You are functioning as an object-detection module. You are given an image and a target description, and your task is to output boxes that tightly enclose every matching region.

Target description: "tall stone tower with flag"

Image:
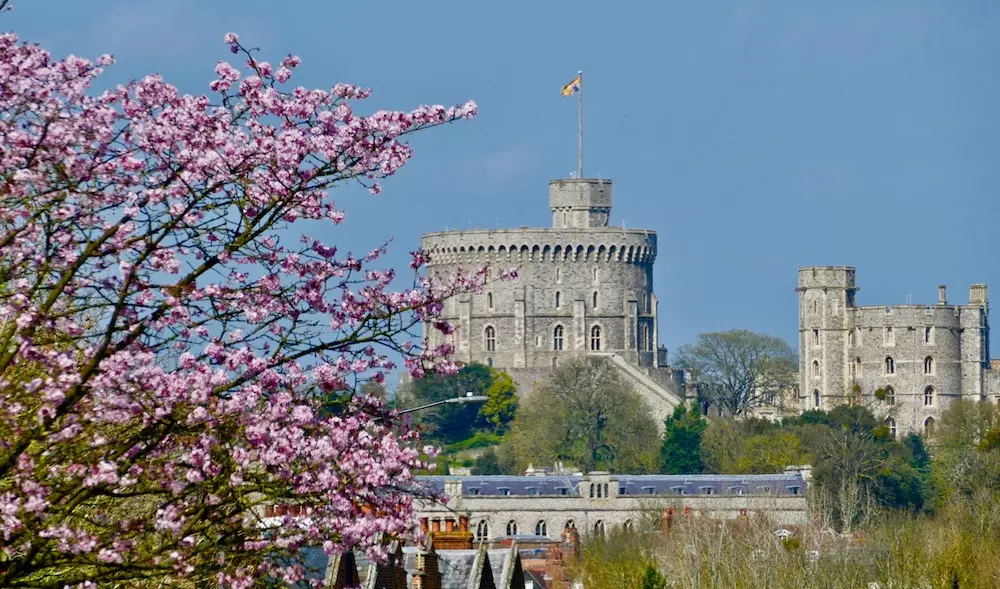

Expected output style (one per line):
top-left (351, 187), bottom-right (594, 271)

top-left (418, 74), bottom-right (689, 426)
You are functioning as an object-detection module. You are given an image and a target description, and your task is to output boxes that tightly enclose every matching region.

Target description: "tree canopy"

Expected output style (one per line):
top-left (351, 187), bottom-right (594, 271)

top-left (0, 28), bottom-right (503, 587)
top-left (658, 402), bottom-right (708, 474)
top-left (676, 329), bottom-right (797, 416)
top-left (503, 358), bottom-right (659, 474)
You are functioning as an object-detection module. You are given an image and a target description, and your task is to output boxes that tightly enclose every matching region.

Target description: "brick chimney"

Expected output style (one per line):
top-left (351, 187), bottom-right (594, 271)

top-left (661, 507), bottom-right (675, 535)
top-left (430, 515), bottom-right (474, 550)
top-left (411, 547), bottom-right (442, 589)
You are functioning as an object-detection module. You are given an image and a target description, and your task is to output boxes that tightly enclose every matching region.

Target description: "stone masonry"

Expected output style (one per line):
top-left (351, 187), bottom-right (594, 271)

top-left (797, 266), bottom-right (996, 436)
top-left (420, 178), bottom-right (687, 424)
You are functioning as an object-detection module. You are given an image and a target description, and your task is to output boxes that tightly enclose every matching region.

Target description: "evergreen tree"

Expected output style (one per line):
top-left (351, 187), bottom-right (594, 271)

top-left (659, 402), bottom-right (708, 474)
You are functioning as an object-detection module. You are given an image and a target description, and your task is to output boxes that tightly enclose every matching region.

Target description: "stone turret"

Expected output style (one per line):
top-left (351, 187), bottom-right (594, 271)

top-left (549, 178), bottom-right (612, 229)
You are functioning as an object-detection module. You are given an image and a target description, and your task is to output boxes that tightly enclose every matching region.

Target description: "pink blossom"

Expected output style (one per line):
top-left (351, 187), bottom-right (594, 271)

top-left (0, 28), bottom-right (510, 588)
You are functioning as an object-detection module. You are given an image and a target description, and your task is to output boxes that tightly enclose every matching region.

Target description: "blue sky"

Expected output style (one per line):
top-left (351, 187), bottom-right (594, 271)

top-left (8, 1), bottom-right (1000, 362)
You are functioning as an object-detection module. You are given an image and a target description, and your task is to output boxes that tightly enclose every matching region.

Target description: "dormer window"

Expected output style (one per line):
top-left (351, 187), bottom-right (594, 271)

top-left (670, 486), bottom-right (685, 495)
top-left (498, 487), bottom-right (510, 496)
top-left (643, 486), bottom-right (655, 495)
top-left (789, 486), bottom-right (801, 496)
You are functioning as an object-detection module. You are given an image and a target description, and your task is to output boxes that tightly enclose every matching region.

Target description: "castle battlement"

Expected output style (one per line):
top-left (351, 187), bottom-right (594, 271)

top-left (422, 228), bottom-right (656, 266)
top-left (419, 177), bottom-right (684, 427)
top-left (797, 266), bottom-right (992, 436)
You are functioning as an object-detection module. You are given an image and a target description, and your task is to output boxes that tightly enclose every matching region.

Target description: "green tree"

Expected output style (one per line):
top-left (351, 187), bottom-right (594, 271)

top-left (659, 402), bottom-right (708, 474)
top-left (640, 565), bottom-right (668, 589)
top-left (472, 447), bottom-right (504, 475)
top-left (403, 362), bottom-right (493, 444)
top-left (504, 358), bottom-right (659, 473)
top-left (481, 370), bottom-right (518, 433)
top-left (676, 329), bottom-right (797, 416)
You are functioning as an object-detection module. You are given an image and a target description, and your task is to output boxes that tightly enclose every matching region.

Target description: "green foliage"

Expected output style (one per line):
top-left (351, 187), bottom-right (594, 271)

top-left (444, 431), bottom-right (503, 453)
top-left (472, 447), bottom-right (503, 475)
top-left (481, 370), bottom-right (518, 433)
top-left (659, 402), bottom-right (708, 474)
top-left (503, 358), bottom-right (660, 474)
top-left (639, 564), bottom-right (668, 589)
top-left (404, 363), bottom-right (494, 444)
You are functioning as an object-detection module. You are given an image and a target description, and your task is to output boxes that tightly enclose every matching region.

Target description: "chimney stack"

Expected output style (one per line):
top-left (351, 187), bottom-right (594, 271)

top-left (970, 284), bottom-right (988, 305)
top-left (938, 285), bottom-right (947, 305)
top-left (661, 507), bottom-right (675, 535)
top-left (410, 548), bottom-right (441, 589)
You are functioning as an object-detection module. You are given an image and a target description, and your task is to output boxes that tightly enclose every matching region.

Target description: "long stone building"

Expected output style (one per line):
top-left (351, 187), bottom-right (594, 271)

top-left (798, 266), bottom-right (999, 436)
top-left (414, 470), bottom-right (811, 541)
top-left (420, 178), bottom-right (687, 423)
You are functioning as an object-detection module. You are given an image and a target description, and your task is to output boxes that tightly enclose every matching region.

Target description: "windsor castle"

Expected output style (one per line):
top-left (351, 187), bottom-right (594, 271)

top-left (420, 176), bottom-right (998, 436)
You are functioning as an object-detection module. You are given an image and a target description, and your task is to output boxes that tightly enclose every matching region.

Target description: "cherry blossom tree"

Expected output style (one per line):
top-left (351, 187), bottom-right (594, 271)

top-left (0, 26), bottom-right (509, 588)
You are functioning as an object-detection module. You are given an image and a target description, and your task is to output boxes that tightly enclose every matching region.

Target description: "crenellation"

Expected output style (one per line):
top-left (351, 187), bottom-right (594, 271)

top-left (421, 178), bottom-right (686, 426)
top-left (799, 266), bottom-right (994, 436)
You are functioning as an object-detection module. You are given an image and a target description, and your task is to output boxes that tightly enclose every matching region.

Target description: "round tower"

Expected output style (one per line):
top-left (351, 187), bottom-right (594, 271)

top-left (420, 177), bottom-right (683, 421)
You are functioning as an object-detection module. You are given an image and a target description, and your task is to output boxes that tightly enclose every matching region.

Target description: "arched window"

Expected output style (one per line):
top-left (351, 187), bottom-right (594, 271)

top-left (924, 417), bottom-right (936, 439)
top-left (487, 292), bottom-right (493, 310)
top-left (924, 386), bottom-right (934, 407)
top-left (885, 386), bottom-right (896, 406)
top-left (596, 484), bottom-right (603, 498)
top-left (487, 357), bottom-right (493, 368)
top-left (593, 520), bottom-right (606, 536)
top-left (849, 329), bottom-right (856, 346)
top-left (589, 484), bottom-right (594, 498)
top-left (813, 330), bottom-right (820, 347)
top-left (885, 357), bottom-right (895, 375)
top-left (535, 520), bottom-right (547, 537)
top-left (852, 358), bottom-right (862, 378)
top-left (812, 360), bottom-right (820, 379)
top-left (813, 389), bottom-right (820, 408)
top-left (642, 324), bottom-right (651, 351)
top-left (924, 356), bottom-right (933, 375)
top-left (886, 418), bottom-right (897, 439)
top-left (592, 291), bottom-right (598, 309)
top-left (885, 327), bottom-right (894, 345)
top-left (505, 520), bottom-right (518, 536)
top-left (565, 520), bottom-right (576, 531)
top-left (590, 325), bottom-right (601, 351)
top-left (623, 520), bottom-right (634, 533)
top-left (485, 326), bottom-right (496, 352)
top-left (476, 520), bottom-right (489, 541)
top-left (553, 325), bottom-right (564, 351)
top-left (555, 291), bottom-right (561, 308)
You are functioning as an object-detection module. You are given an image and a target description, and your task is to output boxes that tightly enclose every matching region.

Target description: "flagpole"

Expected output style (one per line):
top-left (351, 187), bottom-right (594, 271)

top-left (578, 70), bottom-right (584, 179)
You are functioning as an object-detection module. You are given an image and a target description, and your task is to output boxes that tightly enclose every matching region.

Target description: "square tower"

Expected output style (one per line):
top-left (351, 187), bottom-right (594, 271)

top-left (549, 179), bottom-right (612, 229)
top-left (797, 266), bottom-right (857, 410)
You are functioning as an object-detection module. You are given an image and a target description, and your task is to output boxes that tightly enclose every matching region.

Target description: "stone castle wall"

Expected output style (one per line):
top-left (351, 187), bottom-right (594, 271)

top-left (798, 266), bottom-right (993, 436)
top-left (422, 227), bottom-right (658, 370)
top-left (419, 179), bottom-right (685, 417)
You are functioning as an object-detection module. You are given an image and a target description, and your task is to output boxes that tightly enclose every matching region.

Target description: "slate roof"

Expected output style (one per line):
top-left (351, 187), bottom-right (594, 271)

top-left (415, 473), bottom-right (806, 497)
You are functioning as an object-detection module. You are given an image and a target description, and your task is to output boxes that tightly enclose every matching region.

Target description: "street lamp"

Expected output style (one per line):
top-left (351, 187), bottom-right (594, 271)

top-left (399, 391), bottom-right (488, 415)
